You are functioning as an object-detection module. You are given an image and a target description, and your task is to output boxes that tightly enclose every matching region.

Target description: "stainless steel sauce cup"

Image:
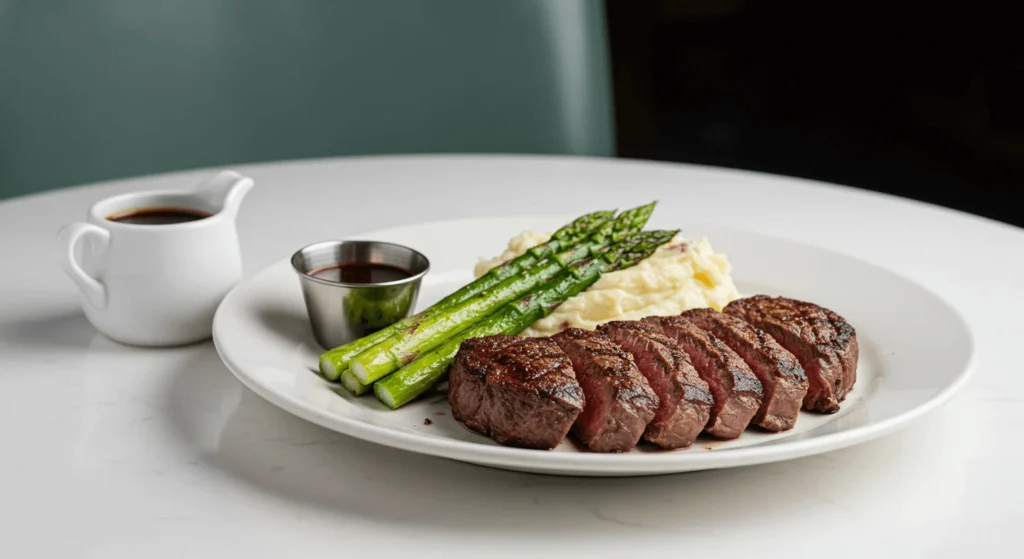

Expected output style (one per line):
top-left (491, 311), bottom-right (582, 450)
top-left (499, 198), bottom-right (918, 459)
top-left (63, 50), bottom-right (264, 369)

top-left (291, 240), bottom-right (430, 350)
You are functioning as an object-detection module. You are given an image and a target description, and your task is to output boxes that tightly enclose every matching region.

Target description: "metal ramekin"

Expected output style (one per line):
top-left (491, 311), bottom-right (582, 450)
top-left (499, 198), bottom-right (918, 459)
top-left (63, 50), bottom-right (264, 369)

top-left (291, 240), bottom-right (430, 350)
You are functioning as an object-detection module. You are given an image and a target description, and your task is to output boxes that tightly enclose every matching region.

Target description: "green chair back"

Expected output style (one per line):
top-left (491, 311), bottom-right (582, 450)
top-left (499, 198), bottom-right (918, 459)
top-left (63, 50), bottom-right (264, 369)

top-left (0, 0), bottom-right (613, 199)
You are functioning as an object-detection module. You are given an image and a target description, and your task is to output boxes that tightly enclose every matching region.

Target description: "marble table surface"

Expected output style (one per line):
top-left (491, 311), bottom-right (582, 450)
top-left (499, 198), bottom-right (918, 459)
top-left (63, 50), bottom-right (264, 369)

top-left (2, 155), bottom-right (1020, 558)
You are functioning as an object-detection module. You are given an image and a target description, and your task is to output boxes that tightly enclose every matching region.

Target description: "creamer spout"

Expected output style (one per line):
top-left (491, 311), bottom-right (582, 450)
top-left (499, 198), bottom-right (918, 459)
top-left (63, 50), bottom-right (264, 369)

top-left (195, 169), bottom-right (254, 216)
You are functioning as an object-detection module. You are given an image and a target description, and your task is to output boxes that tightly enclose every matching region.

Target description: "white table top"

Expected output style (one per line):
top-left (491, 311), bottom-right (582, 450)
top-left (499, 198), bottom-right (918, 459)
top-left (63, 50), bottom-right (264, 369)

top-left (3, 155), bottom-right (1021, 558)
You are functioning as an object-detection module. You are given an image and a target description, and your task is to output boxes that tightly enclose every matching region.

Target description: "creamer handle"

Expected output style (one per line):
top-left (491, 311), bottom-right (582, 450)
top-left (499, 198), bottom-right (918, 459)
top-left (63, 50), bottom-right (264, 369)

top-left (55, 222), bottom-right (110, 309)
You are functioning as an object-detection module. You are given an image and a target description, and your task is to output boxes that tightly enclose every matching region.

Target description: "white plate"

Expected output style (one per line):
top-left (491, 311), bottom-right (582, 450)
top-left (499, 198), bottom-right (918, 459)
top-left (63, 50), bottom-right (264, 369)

top-left (212, 216), bottom-right (975, 476)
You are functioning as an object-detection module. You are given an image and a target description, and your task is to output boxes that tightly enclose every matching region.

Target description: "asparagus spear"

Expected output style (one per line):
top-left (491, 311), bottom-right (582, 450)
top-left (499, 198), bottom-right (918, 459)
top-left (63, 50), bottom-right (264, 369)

top-left (349, 246), bottom-right (591, 383)
top-left (373, 230), bottom-right (679, 409)
top-left (335, 215), bottom-right (638, 393)
top-left (319, 203), bottom-right (657, 381)
top-left (348, 208), bottom-right (659, 385)
top-left (317, 208), bottom-right (619, 381)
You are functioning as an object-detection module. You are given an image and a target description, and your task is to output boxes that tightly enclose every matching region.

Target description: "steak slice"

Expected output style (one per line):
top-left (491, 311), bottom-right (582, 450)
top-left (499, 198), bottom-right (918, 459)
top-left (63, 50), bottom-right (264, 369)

top-left (448, 334), bottom-right (584, 450)
top-left (724, 295), bottom-right (858, 413)
top-left (681, 308), bottom-right (809, 431)
top-left (598, 320), bottom-right (713, 449)
top-left (551, 328), bottom-right (658, 453)
top-left (644, 316), bottom-right (763, 439)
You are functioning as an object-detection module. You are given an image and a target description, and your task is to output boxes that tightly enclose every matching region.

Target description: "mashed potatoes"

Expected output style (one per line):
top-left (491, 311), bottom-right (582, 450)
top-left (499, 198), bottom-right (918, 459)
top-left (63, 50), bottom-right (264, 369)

top-left (474, 231), bottom-right (742, 337)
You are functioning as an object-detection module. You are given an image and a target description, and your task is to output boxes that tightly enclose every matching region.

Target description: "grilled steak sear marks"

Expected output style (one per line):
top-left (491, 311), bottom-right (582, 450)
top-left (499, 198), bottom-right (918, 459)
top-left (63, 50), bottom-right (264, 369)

top-left (644, 315), bottom-right (763, 439)
top-left (724, 295), bottom-right (858, 413)
top-left (599, 320), bottom-right (713, 449)
top-left (681, 308), bottom-right (808, 431)
top-left (551, 328), bottom-right (658, 453)
top-left (448, 335), bottom-right (583, 449)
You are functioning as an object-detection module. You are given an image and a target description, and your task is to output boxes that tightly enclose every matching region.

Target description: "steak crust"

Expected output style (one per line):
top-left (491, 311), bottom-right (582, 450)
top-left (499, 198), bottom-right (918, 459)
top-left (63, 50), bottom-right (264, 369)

top-left (681, 308), bottom-right (808, 431)
top-left (448, 334), bottom-right (583, 449)
top-left (724, 295), bottom-right (858, 413)
top-left (644, 316), bottom-right (763, 439)
top-left (599, 320), bottom-right (713, 449)
top-left (551, 328), bottom-right (658, 453)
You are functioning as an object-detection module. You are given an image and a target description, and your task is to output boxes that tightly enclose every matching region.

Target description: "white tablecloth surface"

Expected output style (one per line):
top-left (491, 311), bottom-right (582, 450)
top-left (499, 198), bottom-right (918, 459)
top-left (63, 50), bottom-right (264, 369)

top-left (2, 156), bottom-right (1020, 558)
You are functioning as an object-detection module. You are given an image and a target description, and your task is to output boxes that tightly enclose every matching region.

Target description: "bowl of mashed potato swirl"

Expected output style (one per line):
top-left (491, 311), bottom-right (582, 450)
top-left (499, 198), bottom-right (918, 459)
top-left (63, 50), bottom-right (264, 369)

top-left (473, 231), bottom-right (742, 337)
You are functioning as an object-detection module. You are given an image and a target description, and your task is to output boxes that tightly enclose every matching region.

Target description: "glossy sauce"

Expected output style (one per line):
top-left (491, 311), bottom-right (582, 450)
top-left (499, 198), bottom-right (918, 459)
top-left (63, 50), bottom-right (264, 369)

top-left (107, 207), bottom-right (212, 225)
top-left (309, 262), bottom-right (412, 284)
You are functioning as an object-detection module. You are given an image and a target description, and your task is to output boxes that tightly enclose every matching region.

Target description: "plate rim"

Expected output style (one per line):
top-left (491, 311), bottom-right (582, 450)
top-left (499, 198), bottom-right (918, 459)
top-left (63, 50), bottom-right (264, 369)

top-left (213, 215), bottom-right (977, 474)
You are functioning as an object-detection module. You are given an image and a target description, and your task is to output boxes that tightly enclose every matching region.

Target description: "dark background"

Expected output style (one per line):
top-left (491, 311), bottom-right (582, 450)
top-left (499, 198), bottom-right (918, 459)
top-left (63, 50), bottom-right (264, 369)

top-left (605, 1), bottom-right (1024, 227)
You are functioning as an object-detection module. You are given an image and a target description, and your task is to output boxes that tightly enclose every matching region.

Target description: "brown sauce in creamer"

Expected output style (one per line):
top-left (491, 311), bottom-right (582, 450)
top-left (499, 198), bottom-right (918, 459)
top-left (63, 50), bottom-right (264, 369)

top-left (308, 262), bottom-right (412, 284)
top-left (107, 207), bottom-right (212, 225)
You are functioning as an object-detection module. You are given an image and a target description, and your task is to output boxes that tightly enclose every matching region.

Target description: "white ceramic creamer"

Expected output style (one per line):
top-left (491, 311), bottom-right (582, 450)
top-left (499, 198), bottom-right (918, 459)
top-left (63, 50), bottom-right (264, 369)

top-left (55, 170), bottom-right (253, 346)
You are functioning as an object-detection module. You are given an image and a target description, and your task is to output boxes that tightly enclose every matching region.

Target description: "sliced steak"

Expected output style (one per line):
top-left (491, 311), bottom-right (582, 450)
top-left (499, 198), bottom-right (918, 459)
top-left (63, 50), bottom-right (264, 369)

top-left (644, 316), bottom-right (763, 439)
top-left (599, 320), bottom-right (713, 449)
top-left (681, 308), bottom-right (809, 431)
top-left (724, 295), bottom-right (858, 413)
top-left (551, 328), bottom-right (658, 453)
top-left (448, 334), bottom-right (583, 449)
